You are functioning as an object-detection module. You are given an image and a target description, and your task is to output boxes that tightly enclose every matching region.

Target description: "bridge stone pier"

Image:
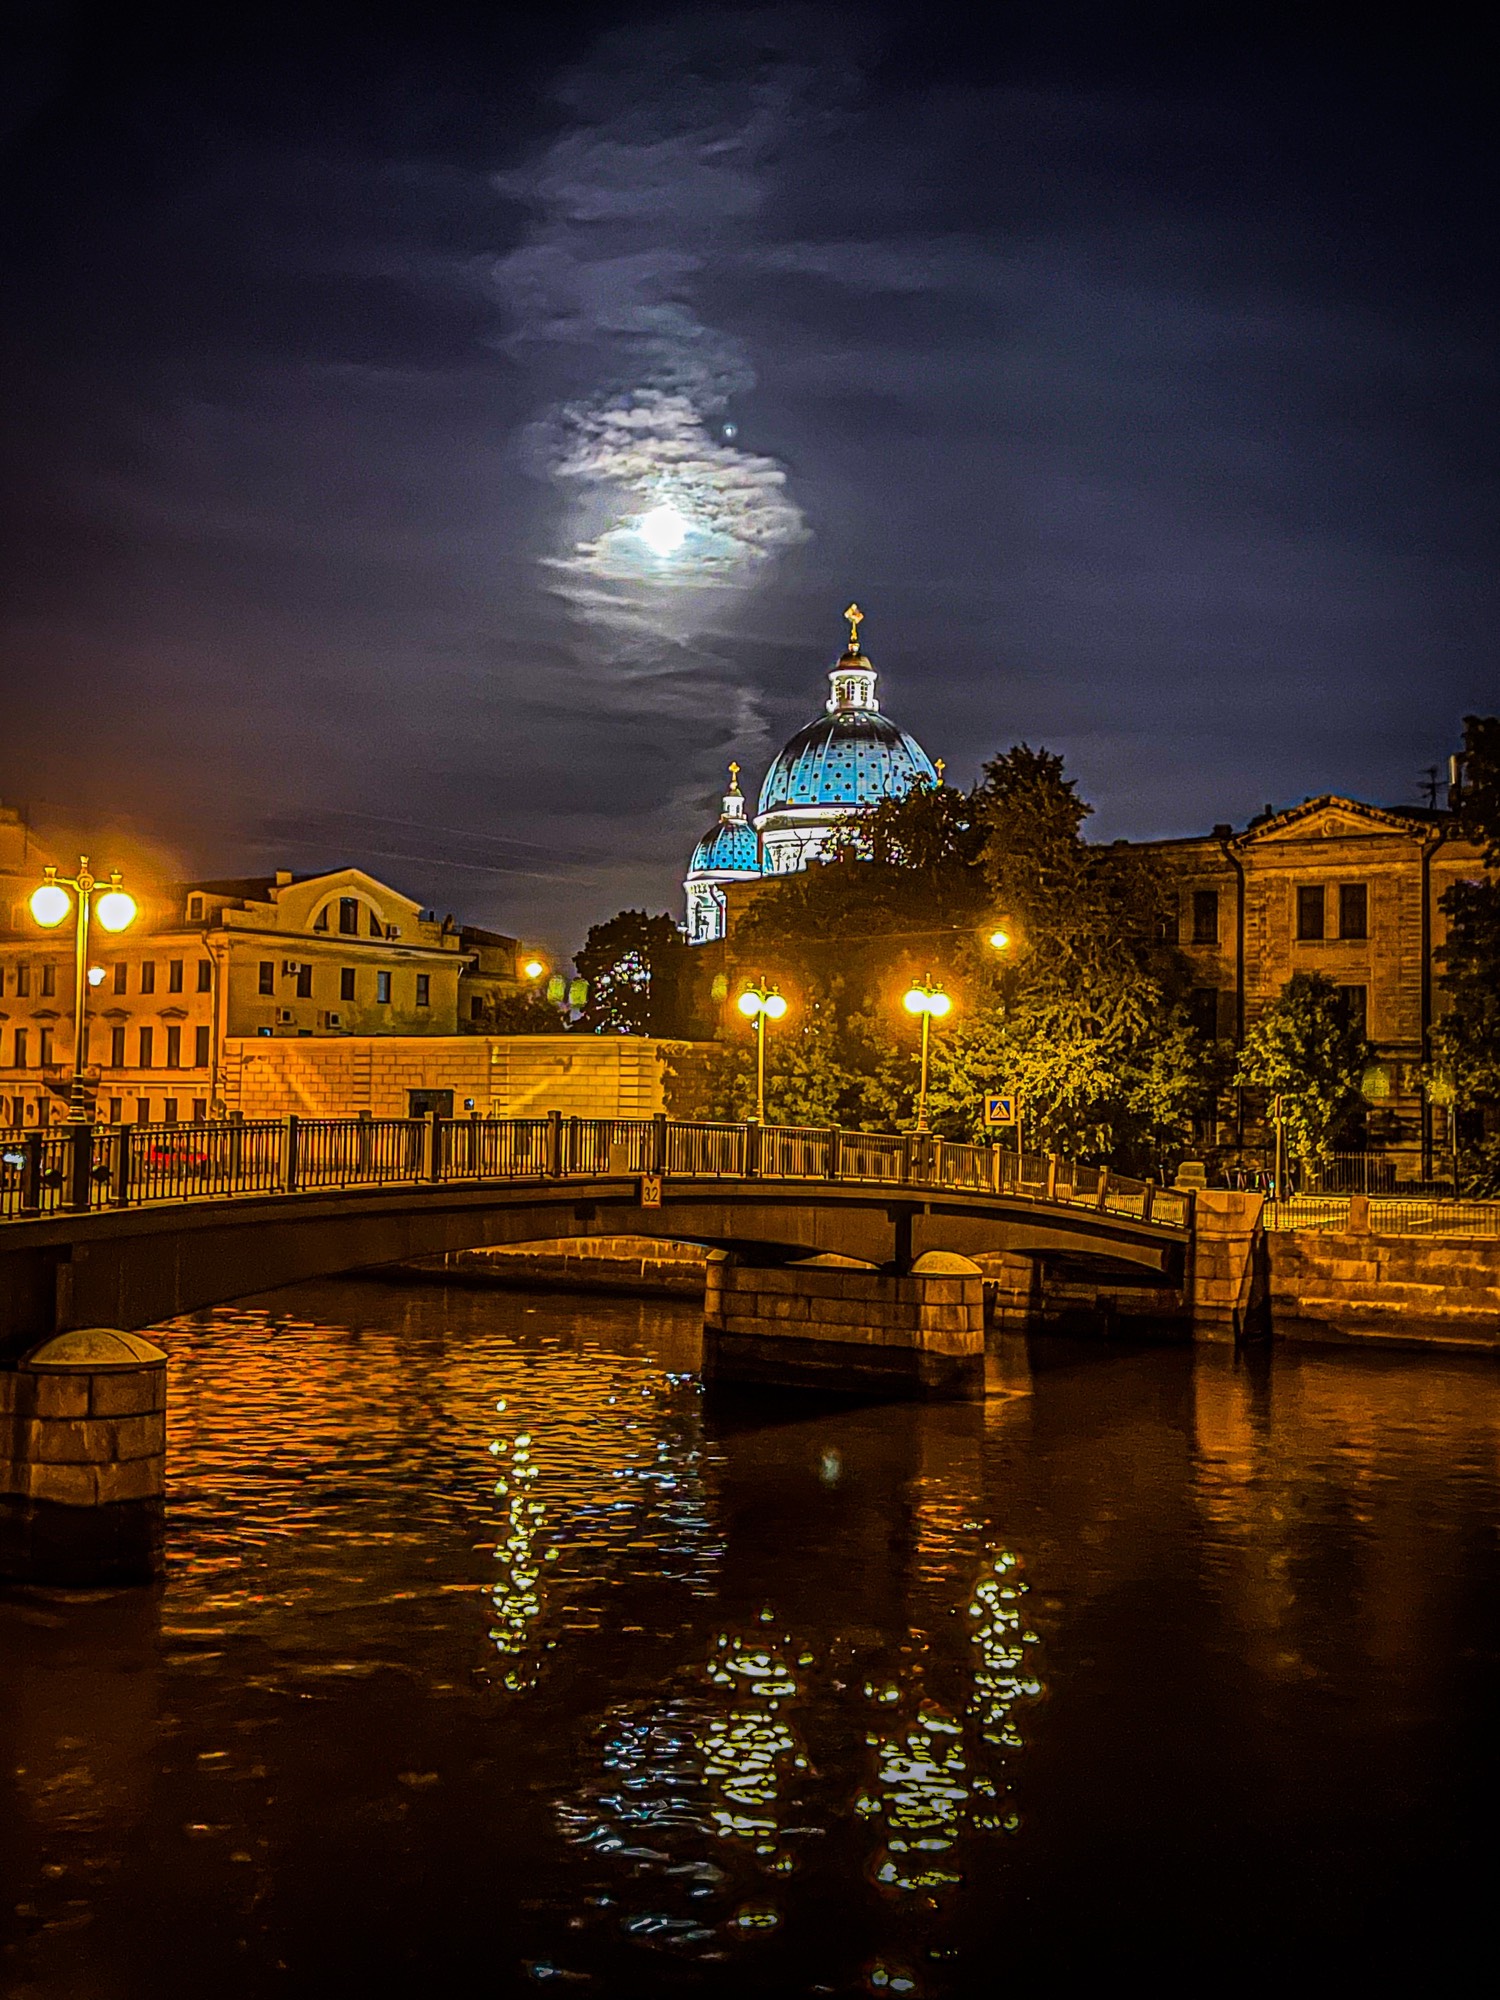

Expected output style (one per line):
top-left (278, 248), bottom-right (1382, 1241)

top-left (704, 1253), bottom-right (987, 1400)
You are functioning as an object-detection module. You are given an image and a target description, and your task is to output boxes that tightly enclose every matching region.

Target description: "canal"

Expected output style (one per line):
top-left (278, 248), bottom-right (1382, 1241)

top-left (3, 1279), bottom-right (1497, 1994)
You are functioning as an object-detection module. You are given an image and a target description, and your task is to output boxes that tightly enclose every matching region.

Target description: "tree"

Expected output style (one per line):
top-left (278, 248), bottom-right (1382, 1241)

top-left (465, 987), bottom-right (564, 1034)
top-left (574, 910), bottom-right (688, 1036)
top-left (1234, 973), bottom-right (1371, 1169)
top-left (1431, 714), bottom-right (1500, 1191)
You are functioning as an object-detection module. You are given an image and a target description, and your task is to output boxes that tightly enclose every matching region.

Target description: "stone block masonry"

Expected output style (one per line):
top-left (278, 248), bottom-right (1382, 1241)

top-left (703, 1261), bottom-right (986, 1400)
top-left (0, 1328), bottom-right (167, 1584)
top-left (1267, 1230), bottom-right (1500, 1351)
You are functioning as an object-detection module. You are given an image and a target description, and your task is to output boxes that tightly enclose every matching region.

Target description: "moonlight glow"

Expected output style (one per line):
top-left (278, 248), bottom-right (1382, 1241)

top-left (636, 504), bottom-right (690, 557)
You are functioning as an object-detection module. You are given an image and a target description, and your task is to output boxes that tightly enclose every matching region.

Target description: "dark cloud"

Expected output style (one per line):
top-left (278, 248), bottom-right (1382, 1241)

top-left (0, 2), bottom-right (1495, 947)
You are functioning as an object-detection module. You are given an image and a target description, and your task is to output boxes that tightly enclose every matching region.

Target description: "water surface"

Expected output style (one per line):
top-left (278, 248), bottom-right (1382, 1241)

top-left (3, 1281), bottom-right (1497, 1994)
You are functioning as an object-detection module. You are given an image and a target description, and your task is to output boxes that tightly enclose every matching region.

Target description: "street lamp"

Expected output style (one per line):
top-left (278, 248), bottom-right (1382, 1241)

top-left (902, 978), bottom-right (952, 1131)
top-left (737, 982), bottom-right (787, 1123)
top-left (29, 858), bottom-right (137, 1122)
top-left (987, 928), bottom-right (1011, 952)
top-left (522, 957), bottom-right (546, 982)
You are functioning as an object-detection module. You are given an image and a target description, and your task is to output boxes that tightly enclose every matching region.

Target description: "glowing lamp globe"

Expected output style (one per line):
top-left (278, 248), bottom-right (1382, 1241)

top-left (737, 990), bottom-right (762, 1018)
top-left (95, 889), bottom-right (137, 933)
top-left (763, 993), bottom-right (788, 1020)
top-left (927, 991), bottom-right (952, 1018)
top-left (87, 965), bottom-right (107, 988)
top-left (523, 959), bottom-right (545, 981)
top-left (988, 929), bottom-right (1010, 951)
top-left (637, 504), bottom-right (688, 557)
top-left (903, 987), bottom-right (926, 1015)
top-left (29, 881), bottom-right (70, 927)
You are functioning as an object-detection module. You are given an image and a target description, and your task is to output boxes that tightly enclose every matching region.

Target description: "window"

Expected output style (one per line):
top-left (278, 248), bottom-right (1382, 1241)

top-left (1336, 985), bottom-right (1368, 1035)
top-left (140, 961), bottom-right (156, 994)
top-left (41, 964), bottom-right (55, 996)
top-left (340, 966), bottom-right (356, 1002)
top-left (339, 896), bottom-right (359, 935)
top-left (1296, 885), bottom-right (1325, 941)
top-left (165, 1026), bottom-right (181, 1068)
top-left (197, 959), bottom-right (212, 992)
top-left (296, 963), bottom-right (313, 998)
top-left (187, 895), bottom-right (204, 921)
top-left (1339, 883), bottom-right (1368, 940)
top-left (108, 1097), bottom-right (122, 1124)
top-left (1189, 987), bottom-right (1220, 1040)
top-left (192, 1099), bottom-right (207, 1122)
top-left (1191, 890), bottom-right (1219, 945)
top-left (194, 1025), bottom-right (211, 1067)
top-left (136, 1097), bottom-right (151, 1124)
top-left (137, 1026), bottom-right (154, 1068)
top-left (369, 909), bottom-right (383, 938)
top-left (110, 1026), bottom-right (126, 1068)
top-left (163, 1098), bottom-right (178, 1125)
top-left (16, 965), bottom-right (28, 997)
top-left (258, 961), bottom-right (275, 995)
top-left (314, 905), bottom-right (329, 931)
top-left (471, 996), bottom-right (484, 1021)
top-left (113, 963), bottom-right (128, 995)
top-left (39, 1029), bottom-right (53, 1065)
top-left (168, 959), bottom-right (184, 993)
top-left (376, 971), bottom-right (392, 1005)
top-left (416, 974), bottom-right (430, 1007)
top-left (13, 1029), bottom-right (27, 1068)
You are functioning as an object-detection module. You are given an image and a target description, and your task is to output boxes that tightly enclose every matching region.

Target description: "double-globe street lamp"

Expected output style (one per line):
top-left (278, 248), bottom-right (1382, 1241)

top-left (737, 981), bottom-right (787, 1124)
top-left (903, 978), bottom-right (952, 1132)
top-left (30, 858), bottom-right (138, 1122)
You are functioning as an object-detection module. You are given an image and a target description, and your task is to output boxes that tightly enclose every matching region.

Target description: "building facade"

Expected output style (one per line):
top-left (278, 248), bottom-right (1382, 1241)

top-left (683, 605), bottom-right (938, 941)
top-left (0, 829), bottom-right (530, 1125)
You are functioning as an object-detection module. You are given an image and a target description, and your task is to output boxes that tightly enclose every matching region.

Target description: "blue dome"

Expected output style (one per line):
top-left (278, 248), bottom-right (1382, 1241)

top-left (757, 707), bottom-right (936, 815)
top-left (688, 815), bottom-right (759, 876)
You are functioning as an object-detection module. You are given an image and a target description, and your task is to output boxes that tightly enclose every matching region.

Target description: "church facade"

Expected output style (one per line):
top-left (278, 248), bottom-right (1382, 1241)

top-left (684, 605), bottom-right (937, 942)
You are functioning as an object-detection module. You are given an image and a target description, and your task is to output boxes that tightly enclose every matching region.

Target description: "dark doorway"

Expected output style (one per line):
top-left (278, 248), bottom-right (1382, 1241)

top-left (408, 1089), bottom-right (454, 1118)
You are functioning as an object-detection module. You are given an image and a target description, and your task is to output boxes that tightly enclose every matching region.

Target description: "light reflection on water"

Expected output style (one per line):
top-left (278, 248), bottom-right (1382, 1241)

top-left (3, 1281), bottom-right (1499, 1993)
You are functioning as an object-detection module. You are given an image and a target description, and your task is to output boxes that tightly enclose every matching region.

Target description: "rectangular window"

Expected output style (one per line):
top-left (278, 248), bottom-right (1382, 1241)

top-left (187, 894), bottom-right (204, 922)
top-left (165, 1026), bottom-right (181, 1068)
top-left (339, 896), bottom-right (359, 935)
top-left (137, 1026), bottom-right (154, 1068)
top-left (114, 962), bottom-right (128, 995)
top-left (1339, 883), bottom-right (1368, 940)
top-left (416, 974), bottom-right (430, 1007)
top-left (1189, 987), bottom-right (1220, 1040)
top-left (296, 963), bottom-right (313, 998)
top-left (1191, 890), bottom-right (1219, 945)
top-left (136, 1097), bottom-right (151, 1124)
top-left (163, 1098), bottom-right (178, 1125)
top-left (168, 959), bottom-right (184, 993)
top-left (471, 995), bottom-right (484, 1021)
top-left (197, 959), bottom-right (213, 992)
top-left (39, 1029), bottom-right (53, 1065)
top-left (110, 1026), bottom-right (126, 1068)
top-left (16, 965), bottom-right (28, 997)
top-left (376, 971), bottom-right (392, 1005)
top-left (340, 966), bottom-right (356, 1002)
top-left (108, 1097), bottom-right (122, 1123)
top-left (1296, 885), bottom-right (1325, 941)
top-left (369, 909), bottom-right (383, 938)
top-left (192, 1099), bottom-right (207, 1122)
top-left (194, 1025), bottom-right (211, 1067)
top-left (140, 961), bottom-right (156, 994)
top-left (1337, 985), bottom-right (1368, 1036)
top-left (258, 961), bottom-right (275, 995)
top-left (13, 1029), bottom-right (28, 1068)
top-left (41, 964), bottom-right (55, 996)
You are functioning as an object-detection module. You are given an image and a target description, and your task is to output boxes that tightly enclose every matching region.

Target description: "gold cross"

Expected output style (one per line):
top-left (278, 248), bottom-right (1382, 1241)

top-left (843, 602), bottom-right (864, 650)
top-left (727, 760), bottom-right (740, 791)
top-left (935, 757), bottom-right (945, 783)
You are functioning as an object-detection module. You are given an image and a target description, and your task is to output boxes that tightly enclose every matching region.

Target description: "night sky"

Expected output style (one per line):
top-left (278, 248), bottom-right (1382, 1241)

top-left (1, 2), bottom-right (1495, 948)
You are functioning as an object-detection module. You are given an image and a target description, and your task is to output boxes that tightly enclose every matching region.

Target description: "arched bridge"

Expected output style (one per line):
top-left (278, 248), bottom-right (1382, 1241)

top-left (0, 1113), bottom-right (1190, 1348)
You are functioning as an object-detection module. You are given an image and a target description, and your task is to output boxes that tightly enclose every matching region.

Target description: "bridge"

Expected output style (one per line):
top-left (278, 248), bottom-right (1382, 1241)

top-left (1, 1112), bottom-right (1188, 1347)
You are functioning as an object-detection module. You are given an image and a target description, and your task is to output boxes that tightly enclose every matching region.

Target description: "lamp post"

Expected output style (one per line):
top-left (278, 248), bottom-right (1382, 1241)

top-left (902, 978), bottom-right (952, 1131)
top-left (30, 859), bottom-right (138, 1122)
top-left (737, 981), bottom-right (787, 1123)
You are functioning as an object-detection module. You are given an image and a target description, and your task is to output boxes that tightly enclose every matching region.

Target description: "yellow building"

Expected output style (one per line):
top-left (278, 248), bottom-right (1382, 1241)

top-left (0, 810), bottom-right (531, 1126)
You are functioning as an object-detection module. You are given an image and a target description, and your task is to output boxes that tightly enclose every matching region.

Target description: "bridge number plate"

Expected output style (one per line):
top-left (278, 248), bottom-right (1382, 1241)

top-left (640, 1173), bottom-right (664, 1208)
top-left (983, 1095), bottom-right (1017, 1126)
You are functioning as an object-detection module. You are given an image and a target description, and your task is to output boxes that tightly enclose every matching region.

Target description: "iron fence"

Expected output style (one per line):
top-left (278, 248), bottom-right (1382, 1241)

top-left (1266, 1195), bottom-right (1500, 1237)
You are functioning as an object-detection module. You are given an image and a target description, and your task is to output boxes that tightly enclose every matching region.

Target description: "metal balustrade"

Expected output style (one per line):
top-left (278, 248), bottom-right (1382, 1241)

top-left (0, 1113), bottom-right (1196, 1234)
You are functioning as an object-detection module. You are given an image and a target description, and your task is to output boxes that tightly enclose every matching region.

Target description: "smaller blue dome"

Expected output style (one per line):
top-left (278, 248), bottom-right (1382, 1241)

top-left (689, 816), bottom-right (759, 876)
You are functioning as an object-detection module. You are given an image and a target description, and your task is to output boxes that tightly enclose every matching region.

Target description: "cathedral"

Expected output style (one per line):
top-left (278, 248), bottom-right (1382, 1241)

top-left (684, 605), bottom-right (938, 942)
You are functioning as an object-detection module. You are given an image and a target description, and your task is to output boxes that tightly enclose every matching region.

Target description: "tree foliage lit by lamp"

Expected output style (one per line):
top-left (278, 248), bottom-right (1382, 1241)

top-left (30, 859), bottom-right (138, 1122)
top-left (737, 982), bottom-right (787, 1123)
top-left (902, 979), bottom-right (952, 1132)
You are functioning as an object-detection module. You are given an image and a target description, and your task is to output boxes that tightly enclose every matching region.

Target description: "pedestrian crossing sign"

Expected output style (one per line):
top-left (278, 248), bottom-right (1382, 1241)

top-left (984, 1094), bottom-right (1016, 1125)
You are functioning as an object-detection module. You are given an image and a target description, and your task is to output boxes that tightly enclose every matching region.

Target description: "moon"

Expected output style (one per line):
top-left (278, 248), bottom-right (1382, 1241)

top-left (636, 504), bottom-right (689, 557)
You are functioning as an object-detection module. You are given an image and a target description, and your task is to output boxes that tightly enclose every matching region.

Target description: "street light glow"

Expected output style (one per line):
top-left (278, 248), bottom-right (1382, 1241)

top-left (523, 959), bottom-right (546, 981)
top-left (738, 988), bottom-right (763, 1017)
top-left (87, 965), bottom-right (107, 987)
top-left (988, 929), bottom-right (1010, 951)
top-left (763, 992), bottom-right (787, 1019)
top-left (30, 880), bottom-right (70, 927)
top-left (94, 889), bottom-right (137, 933)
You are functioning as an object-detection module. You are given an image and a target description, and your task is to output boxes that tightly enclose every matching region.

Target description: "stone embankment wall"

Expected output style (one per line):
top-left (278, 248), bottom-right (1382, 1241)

top-left (222, 1035), bottom-right (704, 1122)
top-left (1266, 1228), bottom-right (1500, 1351)
top-left (402, 1237), bottom-right (707, 1298)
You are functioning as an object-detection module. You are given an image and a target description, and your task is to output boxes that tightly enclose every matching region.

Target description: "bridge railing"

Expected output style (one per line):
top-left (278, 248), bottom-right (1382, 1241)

top-left (0, 1113), bottom-right (1190, 1233)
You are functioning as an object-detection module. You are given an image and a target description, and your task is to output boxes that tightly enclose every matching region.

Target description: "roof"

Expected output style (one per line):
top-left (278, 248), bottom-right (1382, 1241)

top-left (688, 815), bottom-right (760, 878)
top-left (757, 707), bottom-right (936, 816)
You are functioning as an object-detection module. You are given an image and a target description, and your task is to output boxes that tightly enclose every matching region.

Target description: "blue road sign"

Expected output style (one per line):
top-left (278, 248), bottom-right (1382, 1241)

top-left (984, 1094), bottom-right (1016, 1125)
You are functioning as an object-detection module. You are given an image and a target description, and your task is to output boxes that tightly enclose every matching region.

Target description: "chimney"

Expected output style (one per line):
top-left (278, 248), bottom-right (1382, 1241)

top-left (1448, 752), bottom-right (1467, 809)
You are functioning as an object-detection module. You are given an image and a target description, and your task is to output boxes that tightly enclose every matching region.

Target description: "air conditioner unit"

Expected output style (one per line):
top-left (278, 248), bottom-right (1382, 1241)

top-left (276, 1008), bottom-right (295, 1024)
top-left (283, 961), bottom-right (300, 975)
top-left (384, 924), bottom-right (399, 940)
top-left (322, 1011), bottom-right (342, 1029)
